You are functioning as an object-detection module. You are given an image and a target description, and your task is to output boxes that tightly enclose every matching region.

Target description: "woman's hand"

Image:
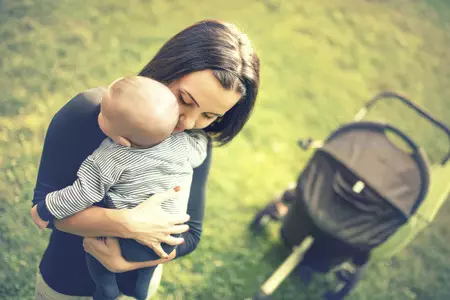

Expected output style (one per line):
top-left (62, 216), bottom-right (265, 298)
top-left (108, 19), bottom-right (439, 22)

top-left (30, 204), bottom-right (49, 229)
top-left (123, 187), bottom-right (190, 258)
top-left (83, 237), bottom-right (130, 273)
top-left (83, 237), bottom-right (176, 273)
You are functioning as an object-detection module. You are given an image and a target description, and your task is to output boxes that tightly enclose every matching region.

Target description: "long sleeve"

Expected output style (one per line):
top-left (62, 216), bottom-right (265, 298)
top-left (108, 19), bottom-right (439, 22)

top-left (32, 88), bottom-right (107, 295)
top-left (175, 138), bottom-right (212, 258)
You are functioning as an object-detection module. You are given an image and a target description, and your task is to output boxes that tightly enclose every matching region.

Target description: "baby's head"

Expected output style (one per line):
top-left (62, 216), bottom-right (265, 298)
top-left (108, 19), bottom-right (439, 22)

top-left (98, 76), bottom-right (179, 148)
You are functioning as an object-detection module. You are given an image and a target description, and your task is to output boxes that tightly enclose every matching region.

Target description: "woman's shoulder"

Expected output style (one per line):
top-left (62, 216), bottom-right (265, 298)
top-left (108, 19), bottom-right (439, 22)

top-left (52, 87), bottom-right (106, 122)
top-left (79, 87), bottom-right (107, 102)
top-left (67, 87), bottom-right (107, 111)
top-left (46, 87), bottom-right (107, 144)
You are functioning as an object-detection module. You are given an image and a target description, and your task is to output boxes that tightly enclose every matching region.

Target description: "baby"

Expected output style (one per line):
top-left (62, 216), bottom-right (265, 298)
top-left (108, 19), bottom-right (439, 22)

top-left (31, 76), bottom-right (207, 300)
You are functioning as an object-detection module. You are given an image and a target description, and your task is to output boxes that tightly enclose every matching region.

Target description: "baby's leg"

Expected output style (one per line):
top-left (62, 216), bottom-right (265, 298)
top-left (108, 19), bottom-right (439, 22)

top-left (133, 267), bottom-right (156, 300)
top-left (119, 236), bottom-right (177, 262)
top-left (117, 267), bottom-right (157, 300)
top-left (117, 265), bottom-right (163, 300)
top-left (118, 238), bottom-right (175, 299)
top-left (86, 253), bottom-right (120, 300)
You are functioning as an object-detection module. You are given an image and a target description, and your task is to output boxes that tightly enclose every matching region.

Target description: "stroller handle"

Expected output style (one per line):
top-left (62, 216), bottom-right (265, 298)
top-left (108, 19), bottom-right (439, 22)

top-left (355, 91), bottom-right (450, 165)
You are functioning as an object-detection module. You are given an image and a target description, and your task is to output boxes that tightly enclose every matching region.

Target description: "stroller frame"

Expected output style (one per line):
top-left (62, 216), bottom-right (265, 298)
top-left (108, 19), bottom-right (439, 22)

top-left (248, 92), bottom-right (450, 300)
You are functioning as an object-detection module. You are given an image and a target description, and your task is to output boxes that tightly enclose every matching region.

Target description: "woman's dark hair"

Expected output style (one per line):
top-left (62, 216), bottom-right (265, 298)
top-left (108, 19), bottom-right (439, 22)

top-left (138, 19), bottom-right (260, 145)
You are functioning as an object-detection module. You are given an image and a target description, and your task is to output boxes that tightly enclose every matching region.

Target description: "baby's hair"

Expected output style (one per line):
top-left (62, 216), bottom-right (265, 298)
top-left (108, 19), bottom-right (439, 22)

top-left (107, 76), bottom-right (144, 100)
top-left (103, 75), bottom-right (179, 148)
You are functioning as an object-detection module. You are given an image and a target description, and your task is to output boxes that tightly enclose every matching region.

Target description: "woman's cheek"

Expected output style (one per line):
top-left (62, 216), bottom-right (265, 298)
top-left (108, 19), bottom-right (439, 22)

top-left (195, 119), bottom-right (215, 129)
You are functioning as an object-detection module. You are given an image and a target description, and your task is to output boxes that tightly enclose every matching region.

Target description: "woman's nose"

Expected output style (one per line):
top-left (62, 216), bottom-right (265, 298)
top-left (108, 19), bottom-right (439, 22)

top-left (178, 113), bottom-right (197, 130)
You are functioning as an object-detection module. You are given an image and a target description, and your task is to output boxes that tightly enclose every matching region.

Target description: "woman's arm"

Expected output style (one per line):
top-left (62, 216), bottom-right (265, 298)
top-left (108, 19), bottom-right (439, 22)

top-left (174, 139), bottom-right (212, 258)
top-left (83, 237), bottom-right (177, 273)
top-left (54, 188), bottom-right (190, 255)
top-left (54, 206), bottom-right (129, 237)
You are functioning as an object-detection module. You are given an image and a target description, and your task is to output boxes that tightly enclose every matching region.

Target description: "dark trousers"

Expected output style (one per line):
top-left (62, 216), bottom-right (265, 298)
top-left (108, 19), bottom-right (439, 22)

top-left (86, 238), bottom-right (176, 300)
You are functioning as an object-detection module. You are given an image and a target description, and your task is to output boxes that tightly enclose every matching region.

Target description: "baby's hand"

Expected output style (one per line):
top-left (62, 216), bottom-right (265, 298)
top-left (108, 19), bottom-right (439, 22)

top-left (30, 204), bottom-right (49, 229)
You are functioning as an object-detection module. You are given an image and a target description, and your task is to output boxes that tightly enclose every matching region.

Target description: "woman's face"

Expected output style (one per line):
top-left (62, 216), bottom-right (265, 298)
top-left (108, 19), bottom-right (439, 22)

top-left (168, 70), bottom-right (241, 132)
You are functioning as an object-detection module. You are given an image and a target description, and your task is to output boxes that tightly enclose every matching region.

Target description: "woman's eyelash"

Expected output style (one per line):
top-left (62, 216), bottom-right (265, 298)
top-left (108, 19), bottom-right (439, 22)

top-left (177, 90), bottom-right (217, 120)
top-left (177, 91), bottom-right (188, 105)
top-left (202, 113), bottom-right (216, 120)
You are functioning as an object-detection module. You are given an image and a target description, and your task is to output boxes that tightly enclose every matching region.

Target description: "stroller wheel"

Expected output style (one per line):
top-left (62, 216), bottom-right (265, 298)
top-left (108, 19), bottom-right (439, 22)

top-left (249, 201), bottom-right (282, 231)
top-left (322, 264), bottom-right (367, 300)
top-left (249, 211), bottom-right (270, 231)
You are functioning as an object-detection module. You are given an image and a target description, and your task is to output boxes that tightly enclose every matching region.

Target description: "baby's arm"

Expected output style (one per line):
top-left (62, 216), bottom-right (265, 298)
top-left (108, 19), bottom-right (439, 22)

top-left (33, 150), bottom-right (121, 228)
top-left (185, 130), bottom-right (208, 168)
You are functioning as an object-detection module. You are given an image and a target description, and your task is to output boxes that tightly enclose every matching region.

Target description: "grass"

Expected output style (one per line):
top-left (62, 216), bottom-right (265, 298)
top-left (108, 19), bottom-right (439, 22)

top-left (1, 0), bottom-right (450, 299)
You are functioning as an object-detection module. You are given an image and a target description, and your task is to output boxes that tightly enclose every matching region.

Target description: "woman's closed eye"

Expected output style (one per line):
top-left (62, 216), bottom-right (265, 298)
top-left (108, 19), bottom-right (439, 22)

top-left (202, 113), bottom-right (217, 120)
top-left (177, 91), bottom-right (191, 106)
top-left (177, 90), bottom-right (219, 120)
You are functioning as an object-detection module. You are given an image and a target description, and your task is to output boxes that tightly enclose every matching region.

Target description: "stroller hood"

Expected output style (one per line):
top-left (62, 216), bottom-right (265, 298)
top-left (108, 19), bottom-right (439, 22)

top-left (297, 122), bottom-right (429, 249)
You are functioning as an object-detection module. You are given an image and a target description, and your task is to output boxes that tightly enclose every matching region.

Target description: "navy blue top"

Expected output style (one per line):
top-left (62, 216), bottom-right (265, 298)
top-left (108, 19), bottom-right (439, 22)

top-left (32, 87), bottom-right (212, 296)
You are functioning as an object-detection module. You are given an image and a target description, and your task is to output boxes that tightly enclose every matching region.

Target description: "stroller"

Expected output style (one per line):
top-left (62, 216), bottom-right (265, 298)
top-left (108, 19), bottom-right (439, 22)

top-left (249, 92), bottom-right (450, 300)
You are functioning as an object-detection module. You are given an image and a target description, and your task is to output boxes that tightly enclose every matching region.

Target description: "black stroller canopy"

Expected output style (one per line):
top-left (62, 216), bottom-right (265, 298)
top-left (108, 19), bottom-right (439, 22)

top-left (297, 121), bottom-right (429, 250)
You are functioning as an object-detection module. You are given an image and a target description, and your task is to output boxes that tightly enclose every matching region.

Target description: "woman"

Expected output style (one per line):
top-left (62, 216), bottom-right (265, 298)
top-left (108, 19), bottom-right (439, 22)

top-left (32, 19), bottom-right (260, 299)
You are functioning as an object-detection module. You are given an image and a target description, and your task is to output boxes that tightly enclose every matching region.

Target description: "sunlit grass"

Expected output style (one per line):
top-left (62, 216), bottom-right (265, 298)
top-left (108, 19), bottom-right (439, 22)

top-left (1, 0), bottom-right (450, 299)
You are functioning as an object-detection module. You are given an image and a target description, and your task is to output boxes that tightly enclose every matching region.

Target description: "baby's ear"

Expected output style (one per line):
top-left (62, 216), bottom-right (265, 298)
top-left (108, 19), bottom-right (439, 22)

top-left (116, 136), bottom-right (132, 148)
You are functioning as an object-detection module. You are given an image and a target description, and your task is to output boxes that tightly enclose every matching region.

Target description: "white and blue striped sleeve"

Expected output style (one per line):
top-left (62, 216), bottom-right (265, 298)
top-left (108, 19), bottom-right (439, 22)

top-left (43, 147), bottom-right (123, 220)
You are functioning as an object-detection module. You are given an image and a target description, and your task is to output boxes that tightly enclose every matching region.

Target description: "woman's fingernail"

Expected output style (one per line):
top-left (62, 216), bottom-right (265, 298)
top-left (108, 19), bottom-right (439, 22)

top-left (174, 186), bottom-right (180, 192)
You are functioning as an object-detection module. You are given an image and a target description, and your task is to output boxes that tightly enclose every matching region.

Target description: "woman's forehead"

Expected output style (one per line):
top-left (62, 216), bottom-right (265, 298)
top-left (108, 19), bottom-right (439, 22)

top-left (179, 70), bottom-right (241, 114)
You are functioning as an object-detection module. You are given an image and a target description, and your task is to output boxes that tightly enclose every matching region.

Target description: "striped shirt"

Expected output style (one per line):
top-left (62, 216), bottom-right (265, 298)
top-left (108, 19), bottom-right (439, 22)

top-left (44, 130), bottom-right (207, 219)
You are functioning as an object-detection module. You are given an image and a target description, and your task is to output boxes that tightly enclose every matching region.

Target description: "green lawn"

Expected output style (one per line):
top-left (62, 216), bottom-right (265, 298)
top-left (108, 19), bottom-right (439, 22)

top-left (1, 0), bottom-right (450, 299)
